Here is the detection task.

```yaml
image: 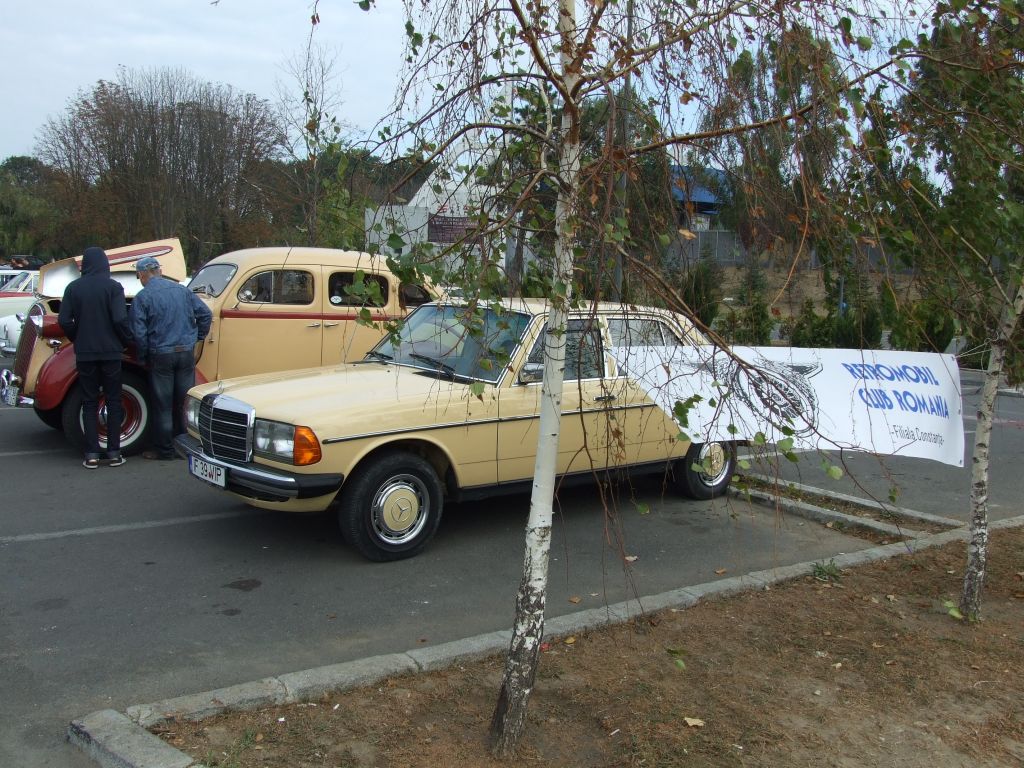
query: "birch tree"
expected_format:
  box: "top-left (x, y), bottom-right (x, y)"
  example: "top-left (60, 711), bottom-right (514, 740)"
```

top-left (355, 0), bottom-right (924, 755)
top-left (837, 0), bottom-right (1024, 619)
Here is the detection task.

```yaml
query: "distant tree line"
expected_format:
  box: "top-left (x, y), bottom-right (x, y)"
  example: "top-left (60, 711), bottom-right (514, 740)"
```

top-left (0, 67), bottom-right (431, 271)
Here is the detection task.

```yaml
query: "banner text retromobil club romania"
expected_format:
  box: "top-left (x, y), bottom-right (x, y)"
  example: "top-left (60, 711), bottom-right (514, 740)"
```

top-left (612, 346), bottom-right (964, 467)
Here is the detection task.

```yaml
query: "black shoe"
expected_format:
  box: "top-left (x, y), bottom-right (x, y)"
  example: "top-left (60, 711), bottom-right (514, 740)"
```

top-left (106, 454), bottom-right (126, 467)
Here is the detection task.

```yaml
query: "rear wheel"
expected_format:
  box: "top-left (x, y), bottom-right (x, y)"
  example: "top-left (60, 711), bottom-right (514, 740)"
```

top-left (337, 451), bottom-right (444, 562)
top-left (61, 371), bottom-right (151, 455)
top-left (675, 441), bottom-right (736, 500)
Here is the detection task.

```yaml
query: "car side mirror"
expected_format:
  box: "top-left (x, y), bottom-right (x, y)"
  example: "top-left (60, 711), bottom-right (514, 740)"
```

top-left (518, 362), bottom-right (544, 384)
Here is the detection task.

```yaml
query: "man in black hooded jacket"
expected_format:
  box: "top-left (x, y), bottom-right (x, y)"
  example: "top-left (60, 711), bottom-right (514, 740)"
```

top-left (58, 246), bottom-right (133, 468)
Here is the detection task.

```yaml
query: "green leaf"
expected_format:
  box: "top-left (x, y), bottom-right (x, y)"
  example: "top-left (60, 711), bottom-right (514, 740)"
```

top-left (942, 600), bottom-right (964, 621)
top-left (777, 437), bottom-right (795, 453)
top-left (636, 502), bottom-right (651, 516)
top-left (753, 432), bottom-right (767, 446)
top-left (826, 465), bottom-right (844, 480)
top-left (469, 381), bottom-right (485, 400)
top-left (856, 36), bottom-right (873, 51)
top-left (674, 658), bottom-right (687, 670)
top-left (386, 233), bottom-right (406, 251)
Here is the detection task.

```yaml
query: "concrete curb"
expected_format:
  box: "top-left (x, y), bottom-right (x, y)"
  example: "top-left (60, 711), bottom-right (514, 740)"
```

top-left (730, 483), bottom-right (929, 540)
top-left (69, 512), bottom-right (1024, 768)
top-left (738, 474), bottom-right (964, 530)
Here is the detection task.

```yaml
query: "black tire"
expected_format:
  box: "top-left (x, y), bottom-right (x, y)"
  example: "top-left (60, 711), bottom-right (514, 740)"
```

top-left (34, 406), bottom-right (63, 430)
top-left (61, 371), bottom-right (151, 456)
top-left (675, 441), bottom-right (736, 500)
top-left (337, 451), bottom-right (444, 562)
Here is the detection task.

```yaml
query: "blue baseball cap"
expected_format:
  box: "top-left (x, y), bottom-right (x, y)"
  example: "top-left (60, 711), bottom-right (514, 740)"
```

top-left (135, 256), bottom-right (161, 272)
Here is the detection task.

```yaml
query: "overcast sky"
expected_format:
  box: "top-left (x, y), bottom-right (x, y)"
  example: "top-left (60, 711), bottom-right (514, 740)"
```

top-left (0, 0), bottom-right (406, 160)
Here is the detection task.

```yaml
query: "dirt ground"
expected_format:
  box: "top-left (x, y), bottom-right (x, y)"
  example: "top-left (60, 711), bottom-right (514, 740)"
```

top-left (155, 525), bottom-right (1024, 768)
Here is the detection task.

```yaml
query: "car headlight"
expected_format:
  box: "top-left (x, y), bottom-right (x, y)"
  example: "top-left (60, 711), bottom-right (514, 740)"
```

top-left (254, 419), bottom-right (322, 465)
top-left (185, 396), bottom-right (202, 431)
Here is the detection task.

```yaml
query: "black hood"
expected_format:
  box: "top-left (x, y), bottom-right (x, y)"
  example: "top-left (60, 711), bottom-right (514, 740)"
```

top-left (81, 246), bottom-right (110, 278)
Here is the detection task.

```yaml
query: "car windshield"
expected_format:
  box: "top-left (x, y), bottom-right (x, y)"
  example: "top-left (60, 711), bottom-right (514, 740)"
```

top-left (1, 271), bottom-right (36, 293)
top-left (369, 304), bottom-right (533, 384)
top-left (187, 263), bottom-right (237, 297)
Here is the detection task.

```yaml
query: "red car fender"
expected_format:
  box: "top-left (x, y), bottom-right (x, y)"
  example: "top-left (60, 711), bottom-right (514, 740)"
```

top-left (33, 344), bottom-right (78, 411)
top-left (34, 343), bottom-right (150, 411)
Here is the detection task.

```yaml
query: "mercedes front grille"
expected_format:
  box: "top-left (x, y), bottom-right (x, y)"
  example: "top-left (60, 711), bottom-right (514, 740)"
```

top-left (198, 394), bottom-right (253, 462)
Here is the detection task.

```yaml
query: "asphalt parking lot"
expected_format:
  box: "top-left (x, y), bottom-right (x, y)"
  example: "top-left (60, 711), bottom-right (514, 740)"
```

top-left (2, 361), bottom-right (1021, 767)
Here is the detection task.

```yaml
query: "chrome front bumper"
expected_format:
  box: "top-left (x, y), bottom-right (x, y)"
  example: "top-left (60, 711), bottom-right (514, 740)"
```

top-left (174, 433), bottom-right (344, 502)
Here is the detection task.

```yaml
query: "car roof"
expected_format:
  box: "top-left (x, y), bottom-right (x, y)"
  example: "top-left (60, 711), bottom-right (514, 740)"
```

top-left (204, 247), bottom-right (398, 273)
top-left (438, 297), bottom-right (694, 320)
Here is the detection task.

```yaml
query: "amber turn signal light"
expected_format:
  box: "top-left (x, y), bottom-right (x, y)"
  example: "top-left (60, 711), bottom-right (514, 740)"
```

top-left (293, 426), bottom-right (322, 465)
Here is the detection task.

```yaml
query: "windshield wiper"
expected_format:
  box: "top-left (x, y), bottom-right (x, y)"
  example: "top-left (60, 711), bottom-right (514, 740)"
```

top-left (365, 350), bottom-right (393, 363)
top-left (409, 352), bottom-right (460, 380)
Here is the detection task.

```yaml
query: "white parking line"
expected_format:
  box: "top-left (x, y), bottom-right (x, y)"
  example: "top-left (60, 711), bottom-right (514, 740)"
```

top-left (0, 449), bottom-right (63, 458)
top-left (0, 510), bottom-right (265, 544)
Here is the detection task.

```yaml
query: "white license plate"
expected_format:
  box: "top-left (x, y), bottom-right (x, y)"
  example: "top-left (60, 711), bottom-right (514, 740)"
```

top-left (1, 385), bottom-right (18, 407)
top-left (189, 455), bottom-right (226, 487)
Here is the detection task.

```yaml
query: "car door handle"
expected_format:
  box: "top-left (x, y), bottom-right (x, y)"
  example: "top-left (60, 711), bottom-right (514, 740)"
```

top-left (324, 322), bottom-right (339, 327)
top-left (593, 394), bottom-right (616, 402)
top-left (307, 322), bottom-right (322, 328)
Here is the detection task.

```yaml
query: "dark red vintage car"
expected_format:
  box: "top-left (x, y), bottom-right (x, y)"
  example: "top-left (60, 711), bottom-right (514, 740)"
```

top-left (1, 239), bottom-right (188, 454)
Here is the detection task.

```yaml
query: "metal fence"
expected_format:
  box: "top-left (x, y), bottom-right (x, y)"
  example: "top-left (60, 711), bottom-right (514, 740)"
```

top-left (667, 230), bottom-right (748, 267)
top-left (666, 230), bottom-right (908, 274)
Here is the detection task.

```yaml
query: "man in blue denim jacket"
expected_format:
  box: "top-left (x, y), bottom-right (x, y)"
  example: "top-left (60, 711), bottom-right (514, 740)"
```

top-left (130, 256), bottom-right (213, 460)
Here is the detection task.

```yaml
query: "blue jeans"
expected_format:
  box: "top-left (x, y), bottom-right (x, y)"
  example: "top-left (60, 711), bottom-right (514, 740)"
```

top-left (77, 359), bottom-right (123, 458)
top-left (149, 350), bottom-right (195, 457)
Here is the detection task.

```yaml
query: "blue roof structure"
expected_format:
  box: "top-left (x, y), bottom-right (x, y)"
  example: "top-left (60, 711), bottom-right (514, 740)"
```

top-left (670, 166), bottom-right (728, 213)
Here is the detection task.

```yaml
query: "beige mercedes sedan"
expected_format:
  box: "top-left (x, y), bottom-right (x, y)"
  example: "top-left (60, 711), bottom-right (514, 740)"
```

top-left (175, 299), bottom-right (736, 561)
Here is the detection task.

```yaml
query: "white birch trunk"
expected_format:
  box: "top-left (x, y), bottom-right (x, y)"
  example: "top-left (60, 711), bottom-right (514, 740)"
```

top-left (489, 0), bottom-right (581, 756)
top-left (960, 278), bottom-right (1024, 619)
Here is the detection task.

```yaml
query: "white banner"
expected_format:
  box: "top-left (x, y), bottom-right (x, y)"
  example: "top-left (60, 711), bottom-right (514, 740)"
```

top-left (612, 345), bottom-right (965, 467)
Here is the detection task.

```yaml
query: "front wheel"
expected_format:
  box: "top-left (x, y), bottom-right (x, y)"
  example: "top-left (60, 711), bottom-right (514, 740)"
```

top-left (675, 441), bottom-right (736, 500)
top-left (34, 406), bottom-right (64, 430)
top-left (337, 451), bottom-right (444, 562)
top-left (61, 371), bottom-right (151, 456)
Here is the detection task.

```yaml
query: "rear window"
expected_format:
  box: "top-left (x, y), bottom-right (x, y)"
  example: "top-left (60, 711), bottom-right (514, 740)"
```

top-left (328, 270), bottom-right (389, 307)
